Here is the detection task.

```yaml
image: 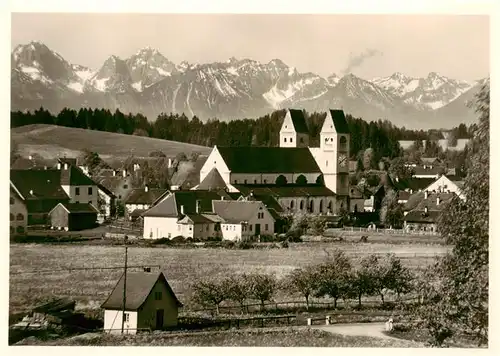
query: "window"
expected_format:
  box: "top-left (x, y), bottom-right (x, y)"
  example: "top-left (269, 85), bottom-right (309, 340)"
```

top-left (10, 214), bottom-right (14, 221)
top-left (234, 180), bottom-right (238, 184)
top-left (75, 187), bottom-right (80, 196)
top-left (300, 200), bottom-right (304, 210)
top-left (265, 224), bottom-right (268, 231)
top-left (249, 225), bottom-right (253, 232)
top-left (16, 226), bottom-right (25, 234)
top-left (177, 225), bottom-right (181, 231)
top-left (339, 136), bottom-right (347, 151)
top-left (75, 201), bottom-right (79, 204)
top-left (155, 292), bottom-right (162, 300)
top-left (226, 226), bottom-right (228, 231)
top-left (284, 138), bottom-right (287, 143)
top-left (300, 137), bottom-right (304, 143)
top-left (119, 195), bottom-right (122, 199)
top-left (263, 179), bottom-right (267, 184)
top-left (123, 184), bottom-right (128, 189)
top-left (290, 138), bottom-right (293, 143)
top-left (189, 226), bottom-right (192, 231)
top-left (326, 160), bottom-right (328, 167)
top-left (10, 197), bottom-right (14, 205)
top-left (290, 200), bottom-right (294, 210)
top-left (254, 179), bottom-right (257, 184)
top-left (88, 187), bottom-right (93, 195)
top-left (16, 213), bottom-right (24, 221)
top-left (206, 225), bottom-right (209, 231)
top-left (244, 179), bottom-right (247, 184)
top-left (124, 313), bottom-right (130, 322)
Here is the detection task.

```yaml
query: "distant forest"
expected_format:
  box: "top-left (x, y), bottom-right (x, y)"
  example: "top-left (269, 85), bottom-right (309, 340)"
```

top-left (10, 107), bottom-right (472, 160)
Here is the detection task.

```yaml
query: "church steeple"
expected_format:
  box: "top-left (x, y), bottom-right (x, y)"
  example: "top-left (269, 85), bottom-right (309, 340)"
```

top-left (279, 109), bottom-right (310, 148)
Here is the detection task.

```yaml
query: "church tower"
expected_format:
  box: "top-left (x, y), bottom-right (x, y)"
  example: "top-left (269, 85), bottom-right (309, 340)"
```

top-left (279, 109), bottom-right (310, 148)
top-left (318, 110), bottom-right (350, 207)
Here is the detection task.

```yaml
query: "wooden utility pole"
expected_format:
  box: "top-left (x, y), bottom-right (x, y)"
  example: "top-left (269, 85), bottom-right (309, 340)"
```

top-left (121, 236), bottom-right (128, 334)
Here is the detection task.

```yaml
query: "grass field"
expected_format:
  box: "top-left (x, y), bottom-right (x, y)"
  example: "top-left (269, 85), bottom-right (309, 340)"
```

top-left (14, 327), bottom-right (423, 347)
top-left (9, 242), bottom-right (449, 314)
top-left (11, 124), bottom-right (211, 160)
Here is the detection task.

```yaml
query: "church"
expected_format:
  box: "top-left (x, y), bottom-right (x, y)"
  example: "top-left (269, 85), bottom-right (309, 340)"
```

top-left (193, 109), bottom-right (351, 215)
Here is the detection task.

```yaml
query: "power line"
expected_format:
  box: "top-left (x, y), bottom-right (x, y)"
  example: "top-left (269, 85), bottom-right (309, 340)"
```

top-left (10, 265), bottom-right (161, 275)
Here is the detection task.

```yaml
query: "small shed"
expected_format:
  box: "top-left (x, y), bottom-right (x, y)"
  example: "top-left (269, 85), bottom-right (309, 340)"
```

top-left (101, 271), bottom-right (183, 334)
top-left (49, 203), bottom-right (98, 231)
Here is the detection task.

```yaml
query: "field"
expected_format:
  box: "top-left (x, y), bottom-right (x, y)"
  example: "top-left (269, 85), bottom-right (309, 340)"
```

top-left (9, 241), bottom-right (449, 314)
top-left (14, 327), bottom-right (423, 347)
top-left (11, 124), bottom-right (211, 160)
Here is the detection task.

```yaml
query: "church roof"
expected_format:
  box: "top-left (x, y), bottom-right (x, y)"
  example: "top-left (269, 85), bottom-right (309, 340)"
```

top-left (197, 168), bottom-right (227, 191)
top-left (288, 109), bottom-right (309, 134)
top-left (216, 147), bottom-right (321, 174)
top-left (329, 110), bottom-right (349, 134)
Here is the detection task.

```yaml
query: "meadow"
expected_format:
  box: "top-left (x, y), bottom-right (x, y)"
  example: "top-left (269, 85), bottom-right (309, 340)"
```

top-left (9, 241), bottom-right (449, 315)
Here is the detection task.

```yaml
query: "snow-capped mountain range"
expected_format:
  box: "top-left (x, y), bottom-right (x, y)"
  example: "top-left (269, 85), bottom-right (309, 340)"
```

top-left (11, 41), bottom-right (488, 129)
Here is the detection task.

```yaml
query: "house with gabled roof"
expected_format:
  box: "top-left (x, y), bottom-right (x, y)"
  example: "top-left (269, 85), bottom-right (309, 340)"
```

top-left (403, 190), bottom-right (455, 233)
top-left (123, 186), bottom-right (169, 219)
top-left (10, 183), bottom-right (28, 235)
top-left (424, 174), bottom-right (465, 200)
top-left (101, 271), bottom-right (183, 334)
top-left (49, 202), bottom-right (98, 231)
top-left (199, 109), bottom-right (351, 215)
top-left (141, 190), bottom-right (231, 239)
top-left (212, 200), bottom-right (276, 241)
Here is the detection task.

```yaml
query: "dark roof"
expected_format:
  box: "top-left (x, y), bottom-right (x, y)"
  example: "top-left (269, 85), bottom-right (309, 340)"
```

top-left (143, 190), bottom-right (231, 217)
top-left (233, 184), bottom-right (335, 198)
top-left (95, 176), bottom-right (132, 193)
top-left (10, 169), bottom-right (69, 200)
top-left (60, 165), bottom-right (96, 186)
top-left (242, 193), bottom-right (284, 213)
top-left (58, 157), bottom-right (78, 166)
top-left (32, 298), bottom-right (75, 314)
top-left (130, 209), bottom-right (146, 217)
top-left (403, 210), bottom-right (441, 223)
top-left (197, 167), bottom-right (227, 191)
top-left (403, 192), bottom-right (455, 212)
top-left (96, 182), bottom-right (115, 197)
top-left (101, 271), bottom-right (182, 310)
top-left (288, 109), bottom-right (309, 134)
top-left (394, 177), bottom-right (437, 192)
top-left (397, 191), bottom-right (411, 201)
top-left (62, 203), bottom-right (98, 214)
top-left (170, 156), bottom-right (208, 189)
top-left (180, 214), bottom-right (215, 224)
top-left (213, 200), bottom-right (273, 224)
top-left (330, 109), bottom-right (349, 134)
top-left (216, 147), bottom-right (321, 174)
top-left (413, 166), bottom-right (444, 176)
top-left (124, 188), bottom-right (168, 205)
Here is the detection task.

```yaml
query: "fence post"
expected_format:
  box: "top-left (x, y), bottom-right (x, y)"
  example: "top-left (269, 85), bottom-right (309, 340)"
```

top-left (307, 318), bottom-right (312, 326)
top-left (325, 315), bottom-right (331, 325)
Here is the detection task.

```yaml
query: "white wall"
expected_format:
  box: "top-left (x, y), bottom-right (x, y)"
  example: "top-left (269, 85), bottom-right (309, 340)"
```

top-left (199, 147), bottom-right (231, 184)
top-left (62, 184), bottom-right (99, 206)
top-left (143, 216), bottom-right (179, 239)
top-left (221, 223), bottom-right (243, 241)
top-left (10, 189), bottom-right (27, 233)
top-left (104, 310), bottom-right (138, 335)
top-left (425, 176), bottom-right (461, 194)
top-left (98, 189), bottom-right (112, 218)
top-left (126, 203), bottom-right (150, 214)
top-left (278, 196), bottom-right (337, 215)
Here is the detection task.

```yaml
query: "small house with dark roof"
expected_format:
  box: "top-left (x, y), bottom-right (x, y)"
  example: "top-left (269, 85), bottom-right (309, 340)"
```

top-left (123, 186), bottom-right (169, 219)
top-left (101, 271), bottom-right (183, 334)
top-left (142, 190), bottom-right (231, 239)
top-left (212, 200), bottom-right (276, 241)
top-left (49, 202), bottom-right (98, 231)
top-left (403, 191), bottom-right (455, 233)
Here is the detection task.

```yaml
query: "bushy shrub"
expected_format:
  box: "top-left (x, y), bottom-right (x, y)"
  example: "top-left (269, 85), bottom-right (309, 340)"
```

top-left (171, 235), bottom-right (186, 243)
top-left (235, 240), bottom-right (254, 249)
top-left (151, 237), bottom-right (172, 245)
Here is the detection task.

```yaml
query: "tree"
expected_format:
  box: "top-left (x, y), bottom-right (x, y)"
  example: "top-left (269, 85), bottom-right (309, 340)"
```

top-left (314, 250), bottom-right (353, 308)
top-left (285, 266), bottom-right (318, 311)
top-left (191, 278), bottom-right (228, 315)
top-left (224, 274), bottom-right (251, 314)
top-left (382, 254), bottom-right (414, 300)
top-left (349, 255), bottom-right (379, 307)
top-left (419, 82), bottom-right (489, 346)
top-left (80, 150), bottom-right (103, 176)
top-left (247, 273), bottom-right (277, 311)
top-left (363, 148), bottom-right (375, 170)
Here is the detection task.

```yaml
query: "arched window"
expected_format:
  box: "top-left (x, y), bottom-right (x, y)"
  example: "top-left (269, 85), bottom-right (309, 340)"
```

top-left (295, 175), bottom-right (307, 185)
top-left (16, 226), bottom-right (25, 234)
top-left (16, 213), bottom-right (24, 221)
top-left (275, 175), bottom-right (287, 186)
top-left (328, 200), bottom-right (333, 213)
top-left (339, 136), bottom-right (347, 151)
top-left (309, 200), bottom-right (314, 213)
top-left (319, 200), bottom-right (323, 213)
top-left (300, 200), bottom-right (304, 210)
top-left (10, 214), bottom-right (14, 221)
top-left (290, 200), bottom-right (295, 210)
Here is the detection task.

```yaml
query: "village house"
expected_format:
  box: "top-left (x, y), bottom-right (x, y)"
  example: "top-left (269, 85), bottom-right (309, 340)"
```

top-left (212, 200), bottom-right (276, 241)
top-left (96, 182), bottom-right (116, 221)
top-left (402, 190), bottom-right (455, 233)
top-left (101, 271), bottom-right (183, 334)
top-left (348, 185), bottom-right (366, 213)
top-left (10, 183), bottom-right (28, 235)
top-left (198, 109), bottom-right (351, 214)
top-left (412, 164), bottom-right (445, 179)
top-left (123, 186), bottom-right (169, 220)
top-left (424, 174), bottom-right (465, 200)
top-left (94, 169), bottom-right (135, 202)
top-left (141, 190), bottom-right (232, 239)
top-left (49, 202), bottom-right (98, 231)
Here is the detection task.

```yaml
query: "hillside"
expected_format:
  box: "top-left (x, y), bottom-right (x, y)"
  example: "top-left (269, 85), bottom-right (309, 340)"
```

top-left (11, 124), bottom-right (211, 160)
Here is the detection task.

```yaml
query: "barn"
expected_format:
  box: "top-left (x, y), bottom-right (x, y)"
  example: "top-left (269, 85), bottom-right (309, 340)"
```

top-left (49, 203), bottom-right (98, 231)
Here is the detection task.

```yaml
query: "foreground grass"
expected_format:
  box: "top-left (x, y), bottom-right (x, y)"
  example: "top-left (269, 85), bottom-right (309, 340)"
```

top-left (15, 328), bottom-right (424, 347)
top-left (9, 243), bottom-right (448, 314)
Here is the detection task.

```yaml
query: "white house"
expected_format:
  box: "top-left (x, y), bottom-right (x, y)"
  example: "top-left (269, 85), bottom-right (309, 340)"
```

top-left (141, 190), bottom-right (230, 239)
top-left (198, 109), bottom-right (351, 214)
top-left (101, 270), bottom-right (183, 334)
top-left (96, 183), bottom-right (115, 221)
top-left (212, 200), bottom-right (276, 241)
top-left (123, 186), bottom-right (169, 219)
top-left (423, 175), bottom-right (465, 200)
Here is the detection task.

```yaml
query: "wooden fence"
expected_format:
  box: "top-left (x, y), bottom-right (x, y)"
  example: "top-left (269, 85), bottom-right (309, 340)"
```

top-left (341, 227), bottom-right (439, 236)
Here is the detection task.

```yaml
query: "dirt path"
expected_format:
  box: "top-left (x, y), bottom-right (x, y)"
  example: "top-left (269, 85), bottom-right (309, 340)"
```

top-left (313, 322), bottom-right (424, 346)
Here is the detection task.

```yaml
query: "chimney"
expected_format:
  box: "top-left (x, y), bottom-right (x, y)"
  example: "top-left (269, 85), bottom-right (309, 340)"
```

top-left (424, 191), bottom-right (428, 199)
top-left (63, 163), bottom-right (68, 170)
top-left (196, 200), bottom-right (201, 213)
top-left (436, 197), bottom-right (440, 206)
top-left (28, 155), bottom-right (33, 160)
top-left (221, 196), bottom-right (224, 201)
top-left (144, 185), bottom-right (149, 192)
top-left (395, 177), bottom-right (399, 182)
top-left (29, 189), bottom-right (33, 195)
top-left (168, 158), bottom-right (172, 168)
top-left (57, 162), bottom-right (62, 170)
top-left (250, 190), bottom-right (254, 197)
top-left (424, 206), bottom-right (428, 214)
top-left (410, 189), bottom-right (413, 194)
top-left (423, 165), bottom-right (427, 169)
top-left (180, 205), bottom-right (184, 215)
top-left (122, 169), bottom-right (127, 177)
top-left (113, 170), bottom-right (117, 177)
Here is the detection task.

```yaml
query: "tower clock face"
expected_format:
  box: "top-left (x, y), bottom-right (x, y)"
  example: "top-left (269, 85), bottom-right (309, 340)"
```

top-left (338, 154), bottom-right (347, 168)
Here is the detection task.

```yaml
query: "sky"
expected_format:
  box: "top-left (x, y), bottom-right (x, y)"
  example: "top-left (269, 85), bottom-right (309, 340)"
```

top-left (11, 13), bottom-right (490, 81)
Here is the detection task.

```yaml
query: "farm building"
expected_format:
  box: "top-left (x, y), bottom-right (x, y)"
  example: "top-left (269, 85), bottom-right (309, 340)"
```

top-left (141, 190), bottom-right (232, 239)
top-left (94, 169), bottom-right (135, 201)
top-left (348, 186), bottom-right (366, 213)
top-left (10, 183), bottom-right (28, 235)
top-left (96, 182), bottom-right (116, 221)
top-left (101, 271), bottom-right (183, 334)
top-left (424, 175), bottom-right (465, 200)
top-left (198, 109), bottom-right (351, 214)
top-left (212, 200), bottom-right (276, 241)
top-left (403, 190), bottom-right (455, 233)
top-left (49, 202), bottom-right (98, 231)
top-left (123, 186), bottom-right (169, 219)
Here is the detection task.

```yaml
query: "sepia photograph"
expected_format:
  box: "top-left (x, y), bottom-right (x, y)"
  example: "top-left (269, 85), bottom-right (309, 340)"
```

top-left (6, 2), bottom-right (492, 349)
